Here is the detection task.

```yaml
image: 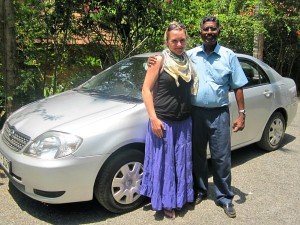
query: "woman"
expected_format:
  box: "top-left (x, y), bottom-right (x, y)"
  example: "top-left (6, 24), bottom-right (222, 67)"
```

top-left (139, 21), bottom-right (194, 219)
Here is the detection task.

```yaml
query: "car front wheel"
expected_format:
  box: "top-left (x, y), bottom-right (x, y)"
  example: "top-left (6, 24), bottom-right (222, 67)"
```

top-left (94, 148), bottom-right (145, 213)
top-left (257, 112), bottom-right (286, 151)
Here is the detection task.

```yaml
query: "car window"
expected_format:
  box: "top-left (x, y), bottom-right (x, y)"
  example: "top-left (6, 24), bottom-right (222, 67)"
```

top-left (240, 60), bottom-right (270, 88)
top-left (76, 57), bottom-right (148, 102)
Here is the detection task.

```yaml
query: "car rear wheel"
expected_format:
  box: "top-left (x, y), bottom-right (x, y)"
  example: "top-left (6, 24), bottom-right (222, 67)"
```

top-left (94, 148), bottom-right (145, 213)
top-left (257, 112), bottom-right (286, 151)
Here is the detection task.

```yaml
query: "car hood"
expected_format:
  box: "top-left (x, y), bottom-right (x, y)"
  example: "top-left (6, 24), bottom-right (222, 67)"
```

top-left (7, 90), bottom-right (137, 139)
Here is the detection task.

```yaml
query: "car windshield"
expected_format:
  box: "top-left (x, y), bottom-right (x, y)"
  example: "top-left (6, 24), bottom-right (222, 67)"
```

top-left (75, 56), bottom-right (148, 102)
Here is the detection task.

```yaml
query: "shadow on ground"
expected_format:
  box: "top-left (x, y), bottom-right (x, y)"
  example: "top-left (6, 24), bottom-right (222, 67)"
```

top-left (0, 169), bottom-right (6, 186)
top-left (8, 182), bottom-right (118, 224)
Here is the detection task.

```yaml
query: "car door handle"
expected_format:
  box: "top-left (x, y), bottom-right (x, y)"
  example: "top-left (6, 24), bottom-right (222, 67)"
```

top-left (263, 90), bottom-right (273, 98)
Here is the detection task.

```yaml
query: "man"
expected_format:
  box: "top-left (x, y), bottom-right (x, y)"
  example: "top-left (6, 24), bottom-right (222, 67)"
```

top-left (188, 16), bottom-right (247, 218)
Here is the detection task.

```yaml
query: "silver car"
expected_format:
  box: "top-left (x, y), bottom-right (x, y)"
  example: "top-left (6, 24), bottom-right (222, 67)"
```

top-left (0, 53), bottom-right (298, 213)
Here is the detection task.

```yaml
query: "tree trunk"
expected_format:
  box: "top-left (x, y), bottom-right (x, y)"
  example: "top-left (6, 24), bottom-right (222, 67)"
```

top-left (253, 33), bottom-right (264, 60)
top-left (253, 1), bottom-right (264, 60)
top-left (0, 0), bottom-right (18, 116)
top-left (0, 0), bottom-right (4, 125)
top-left (0, 1), bottom-right (3, 68)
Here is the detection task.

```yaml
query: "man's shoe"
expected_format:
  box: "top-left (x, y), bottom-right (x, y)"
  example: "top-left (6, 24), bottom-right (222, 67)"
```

top-left (222, 203), bottom-right (236, 218)
top-left (194, 193), bottom-right (207, 205)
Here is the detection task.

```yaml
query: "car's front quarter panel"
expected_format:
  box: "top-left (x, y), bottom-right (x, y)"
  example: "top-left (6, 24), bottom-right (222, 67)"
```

top-left (67, 104), bottom-right (148, 157)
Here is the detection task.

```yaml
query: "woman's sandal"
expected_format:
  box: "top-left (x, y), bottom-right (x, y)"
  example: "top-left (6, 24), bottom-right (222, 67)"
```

top-left (163, 209), bottom-right (176, 220)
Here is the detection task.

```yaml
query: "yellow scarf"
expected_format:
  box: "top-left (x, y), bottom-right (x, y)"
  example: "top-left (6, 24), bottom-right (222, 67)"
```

top-left (162, 49), bottom-right (199, 95)
top-left (162, 49), bottom-right (193, 87)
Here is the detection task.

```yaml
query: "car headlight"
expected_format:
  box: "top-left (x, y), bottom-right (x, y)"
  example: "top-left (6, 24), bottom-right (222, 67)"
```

top-left (24, 131), bottom-right (82, 159)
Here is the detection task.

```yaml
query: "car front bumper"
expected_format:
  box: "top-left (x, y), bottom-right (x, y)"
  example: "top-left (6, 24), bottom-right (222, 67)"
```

top-left (0, 138), bottom-right (108, 204)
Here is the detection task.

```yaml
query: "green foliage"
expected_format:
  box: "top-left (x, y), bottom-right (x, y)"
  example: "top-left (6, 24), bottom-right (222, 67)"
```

top-left (83, 56), bottom-right (103, 67)
top-left (77, 0), bottom-right (167, 60)
top-left (259, 0), bottom-right (299, 79)
top-left (1, 0), bottom-right (298, 111)
top-left (161, 0), bottom-right (299, 78)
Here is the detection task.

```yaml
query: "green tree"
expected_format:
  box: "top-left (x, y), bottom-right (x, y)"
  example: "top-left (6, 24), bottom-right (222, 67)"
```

top-left (0, 0), bottom-right (18, 116)
top-left (14, 0), bottom-right (82, 102)
top-left (1, 0), bottom-right (298, 116)
top-left (77, 0), bottom-right (167, 63)
top-left (262, 0), bottom-right (299, 79)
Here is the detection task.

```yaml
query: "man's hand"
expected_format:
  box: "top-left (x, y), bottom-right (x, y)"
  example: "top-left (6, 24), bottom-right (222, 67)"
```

top-left (147, 55), bottom-right (158, 67)
top-left (232, 115), bottom-right (245, 132)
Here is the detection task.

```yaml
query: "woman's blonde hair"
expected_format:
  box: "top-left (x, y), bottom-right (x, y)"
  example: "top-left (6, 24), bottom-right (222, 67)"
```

top-left (164, 21), bottom-right (188, 42)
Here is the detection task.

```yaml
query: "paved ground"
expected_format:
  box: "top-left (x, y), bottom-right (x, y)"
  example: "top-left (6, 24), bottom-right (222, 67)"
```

top-left (1, 101), bottom-right (300, 225)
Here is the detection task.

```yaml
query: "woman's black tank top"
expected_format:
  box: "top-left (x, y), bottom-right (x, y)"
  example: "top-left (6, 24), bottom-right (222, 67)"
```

top-left (153, 70), bottom-right (191, 121)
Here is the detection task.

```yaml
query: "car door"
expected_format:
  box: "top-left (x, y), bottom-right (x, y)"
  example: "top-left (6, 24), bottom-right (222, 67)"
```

top-left (230, 58), bottom-right (275, 149)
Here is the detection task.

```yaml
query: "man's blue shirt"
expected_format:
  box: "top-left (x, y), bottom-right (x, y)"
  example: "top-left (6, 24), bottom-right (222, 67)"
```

top-left (187, 43), bottom-right (248, 108)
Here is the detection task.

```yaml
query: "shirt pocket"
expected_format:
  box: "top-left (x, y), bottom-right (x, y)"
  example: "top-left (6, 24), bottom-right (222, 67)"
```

top-left (210, 68), bottom-right (230, 85)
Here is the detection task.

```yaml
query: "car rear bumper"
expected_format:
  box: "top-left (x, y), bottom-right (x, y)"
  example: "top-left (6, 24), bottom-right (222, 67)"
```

top-left (0, 138), bottom-right (107, 204)
top-left (286, 100), bottom-right (298, 126)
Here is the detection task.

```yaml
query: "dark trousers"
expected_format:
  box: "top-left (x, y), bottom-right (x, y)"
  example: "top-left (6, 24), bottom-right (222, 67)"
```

top-left (192, 106), bottom-right (234, 205)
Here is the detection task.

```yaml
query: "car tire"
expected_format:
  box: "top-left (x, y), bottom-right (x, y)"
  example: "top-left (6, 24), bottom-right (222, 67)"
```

top-left (94, 148), bottom-right (146, 213)
top-left (257, 112), bottom-right (286, 151)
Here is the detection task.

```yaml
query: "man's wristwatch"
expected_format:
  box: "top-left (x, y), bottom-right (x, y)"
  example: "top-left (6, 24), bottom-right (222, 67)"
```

top-left (239, 109), bottom-right (246, 116)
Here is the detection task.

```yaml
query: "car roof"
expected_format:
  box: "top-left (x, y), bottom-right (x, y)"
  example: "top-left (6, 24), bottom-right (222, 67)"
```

top-left (131, 52), bottom-right (269, 71)
top-left (133, 52), bottom-right (261, 62)
top-left (128, 52), bottom-right (283, 80)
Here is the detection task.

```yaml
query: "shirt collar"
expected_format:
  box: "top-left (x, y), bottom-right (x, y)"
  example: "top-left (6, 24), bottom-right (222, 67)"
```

top-left (198, 43), bottom-right (221, 56)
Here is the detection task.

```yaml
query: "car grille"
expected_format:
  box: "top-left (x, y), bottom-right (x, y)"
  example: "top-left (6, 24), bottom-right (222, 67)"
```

top-left (2, 123), bottom-right (30, 152)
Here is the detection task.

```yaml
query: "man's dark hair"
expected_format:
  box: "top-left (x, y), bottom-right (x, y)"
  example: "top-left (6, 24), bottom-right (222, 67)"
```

top-left (201, 16), bottom-right (220, 28)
